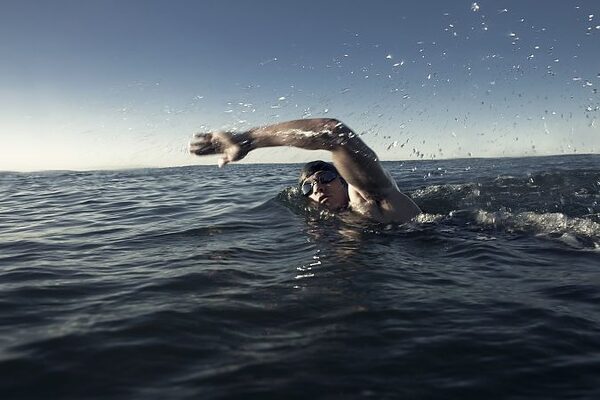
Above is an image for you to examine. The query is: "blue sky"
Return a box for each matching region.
[1,0,598,171]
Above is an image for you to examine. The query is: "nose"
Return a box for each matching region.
[312,180,326,194]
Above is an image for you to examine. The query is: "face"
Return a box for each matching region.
[301,170,349,210]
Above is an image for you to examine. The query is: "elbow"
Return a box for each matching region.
[321,118,349,133]
[317,118,354,144]
[301,118,357,150]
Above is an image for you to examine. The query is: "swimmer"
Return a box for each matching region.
[189,118,421,223]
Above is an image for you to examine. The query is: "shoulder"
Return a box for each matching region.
[347,185,421,223]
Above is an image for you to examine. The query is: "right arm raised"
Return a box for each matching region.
[189,118,391,195]
[189,118,421,222]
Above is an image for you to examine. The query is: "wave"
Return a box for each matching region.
[411,210,600,250]
[474,210,600,249]
[411,168,599,217]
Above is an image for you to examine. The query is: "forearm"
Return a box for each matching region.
[245,118,347,151]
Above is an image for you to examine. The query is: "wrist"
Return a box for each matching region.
[238,130,256,152]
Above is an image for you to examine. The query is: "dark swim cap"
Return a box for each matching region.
[298,160,340,185]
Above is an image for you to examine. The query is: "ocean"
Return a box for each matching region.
[1,154,599,399]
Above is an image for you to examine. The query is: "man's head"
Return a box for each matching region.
[299,161,349,210]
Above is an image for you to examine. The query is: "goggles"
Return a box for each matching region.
[300,170,338,196]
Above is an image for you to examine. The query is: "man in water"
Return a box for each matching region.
[189,118,421,223]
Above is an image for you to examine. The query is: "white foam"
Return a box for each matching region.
[474,210,600,246]
[414,213,445,224]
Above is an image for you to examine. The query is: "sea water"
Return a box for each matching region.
[1,154,599,399]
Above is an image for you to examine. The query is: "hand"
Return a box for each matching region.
[189,131,251,167]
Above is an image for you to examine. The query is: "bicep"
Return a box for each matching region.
[331,143,396,200]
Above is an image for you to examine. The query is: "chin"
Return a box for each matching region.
[324,201,345,211]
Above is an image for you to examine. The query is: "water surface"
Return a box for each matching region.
[1,154,599,399]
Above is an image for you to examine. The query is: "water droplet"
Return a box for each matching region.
[386,54,393,59]
[259,57,278,66]
[278,96,286,101]
[471,2,480,12]
[572,77,582,81]
[386,141,398,150]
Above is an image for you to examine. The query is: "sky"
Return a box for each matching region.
[0,0,598,171]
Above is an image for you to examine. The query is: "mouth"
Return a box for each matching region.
[319,197,329,205]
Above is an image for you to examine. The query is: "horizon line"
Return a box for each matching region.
[1,152,597,174]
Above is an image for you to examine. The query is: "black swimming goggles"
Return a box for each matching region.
[300,170,338,196]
